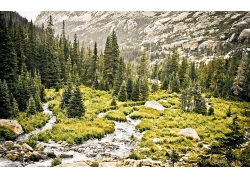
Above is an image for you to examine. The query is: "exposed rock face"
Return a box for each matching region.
[144,100,165,110]
[34,11,250,62]
[178,128,200,140]
[239,29,250,40]
[0,119,24,135]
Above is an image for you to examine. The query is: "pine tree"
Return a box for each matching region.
[151,82,158,93]
[208,106,215,116]
[151,61,158,80]
[60,83,73,109]
[140,78,149,101]
[232,54,247,97]
[190,62,197,82]
[226,105,232,117]
[161,78,169,90]
[67,86,85,118]
[166,149,180,167]
[0,80,12,118]
[178,57,188,86]
[138,49,149,79]
[110,96,117,106]
[0,13,18,85]
[126,77,133,100]
[92,75,99,90]
[207,115,245,166]
[113,57,125,96]
[118,81,127,102]
[193,83,207,115]
[27,95,36,116]
[10,93,19,118]
[131,79,140,101]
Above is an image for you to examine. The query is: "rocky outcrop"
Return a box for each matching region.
[178,128,200,140]
[0,141,50,162]
[239,29,250,40]
[144,100,165,111]
[0,119,24,135]
[34,11,249,63]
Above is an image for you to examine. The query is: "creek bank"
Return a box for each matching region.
[57,157,170,167]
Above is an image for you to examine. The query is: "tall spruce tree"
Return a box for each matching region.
[117,81,127,102]
[0,80,12,118]
[26,95,36,116]
[67,86,85,118]
[0,13,18,85]
[232,54,247,97]
[126,77,133,100]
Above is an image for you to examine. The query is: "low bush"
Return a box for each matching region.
[51,157,62,167]
[0,127,17,141]
[104,110,127,122]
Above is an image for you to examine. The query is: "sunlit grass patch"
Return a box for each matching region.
[130,106,163,119]
[37,118,115,144]
[105,110,127,122]
[17,112,49,133]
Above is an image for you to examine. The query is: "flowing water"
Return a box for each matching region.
[0,103,144,167]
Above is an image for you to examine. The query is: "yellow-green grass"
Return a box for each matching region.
[130,106,164,119]
[105,110,127,122]
[133,96,250,163]
[37,118,115,144]
[40,86,116,144]
[17,112,50,133]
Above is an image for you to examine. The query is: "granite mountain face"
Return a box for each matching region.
[34,11,250,62]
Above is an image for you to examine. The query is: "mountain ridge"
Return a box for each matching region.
[34,11,250,61]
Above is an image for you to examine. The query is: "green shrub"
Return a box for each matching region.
[0,127,17,141]
[26,134,38,149]
[105,110,127,122]
[128,152,141,160]
[51,157,62,167]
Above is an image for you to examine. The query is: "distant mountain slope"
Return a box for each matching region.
[35,11,250,61]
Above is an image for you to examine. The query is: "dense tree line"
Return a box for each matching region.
[1,11,250,120]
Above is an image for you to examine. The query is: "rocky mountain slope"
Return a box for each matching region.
[34,11,250,62]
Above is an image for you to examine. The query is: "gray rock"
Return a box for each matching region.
[152,138,161,143]
[239,29,250,40]
[144,100,165,110]
[178,128,200,140]
[46,151,56,158]
[59,153,73,158]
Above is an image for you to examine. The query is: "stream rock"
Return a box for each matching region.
[59,153,74,158]
[22,143,33,152]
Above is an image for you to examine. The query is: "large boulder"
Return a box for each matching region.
[144,100,165,110]
[178,128,200,140]
[0,119,24,135]
[239,29,250,41]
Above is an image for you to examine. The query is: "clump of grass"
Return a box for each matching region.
[128,152,141,160]
[17,112,49,133]
[51,157,62,167]
[0,127,17,141]
[104,110,127,122]
[130,106,163,119]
